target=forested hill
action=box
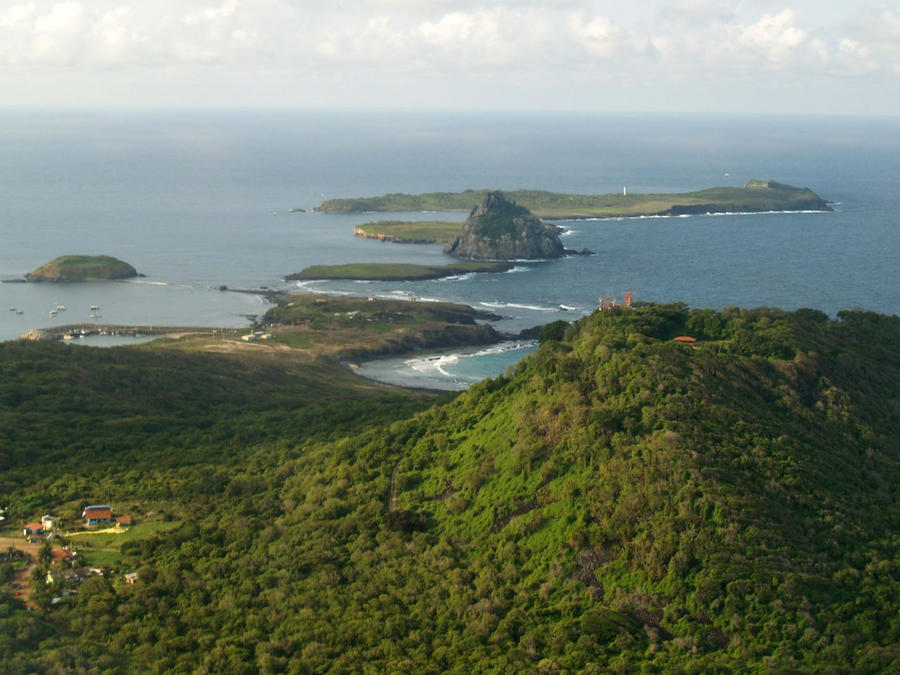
[1,305,898,671]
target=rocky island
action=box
[317,180,832,219]
[444,191,566,260]
[24,255,140,282]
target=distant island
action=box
[24,255,140,282]
[285,261,514,282]
[317,179,832,219]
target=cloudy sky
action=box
[1,0,898,113]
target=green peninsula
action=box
[318,179,831,219]
[286,261,513,281]
[354,220,464,244]
[25,255,139,282]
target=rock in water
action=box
[443,191,565,260]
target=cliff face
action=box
[443,191,565,260]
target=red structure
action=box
[622,292,634,308]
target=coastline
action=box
[546,206,835,221]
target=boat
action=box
[56,305,66,311]
[15,310,23,315]
[49,310,57,317]
[8,307,15,311]
[90,304,100,311]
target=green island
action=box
[24,255,139,282]
[286,260,514,281]
[318,179,832,219]
[354,220,464,244]
[1,300,897,672]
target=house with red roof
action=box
[82,505,112,526]
[23,522,43,537]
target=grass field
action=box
[68,520,182,568]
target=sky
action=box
[0,0,898,113]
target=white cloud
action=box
[419,10,515,65]
[737,10,806,64]
[0,3,35,28]
[567,12,620,59]
[34,1,83,34]
[0,1,895,111]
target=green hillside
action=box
[0,305,897,672]
[316,181,832,218]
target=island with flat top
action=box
[354,220,464,244]
[24,255,140,282]
[317,179,831,219]
[285,261,514,282]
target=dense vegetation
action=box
[285,261,513,281]
[0,304,897,672]
[24,255,139,282]
[354,220,463,244]
[317,181,832,218]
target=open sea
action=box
[1,110,898,389]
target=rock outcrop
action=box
[443,191,565,260]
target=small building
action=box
[41,515,61,532]
[124,572,139,585]
[115,515,133,527]
[23,522,44,537]
[82,504,112,526]
[673,336,697,344]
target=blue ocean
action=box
[1,110,898,388]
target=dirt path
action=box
[388,460,403,513]
[66,526,126,537]
[0,536,41,608]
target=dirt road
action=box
[0,536,41,608]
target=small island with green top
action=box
[318,179,831,219]
[285,261,514,282]
[354,220,464,244]
[24,255,140,282]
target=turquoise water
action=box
[1,110,898,387]
[356,341,538,391]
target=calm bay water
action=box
[1,110,898,387]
